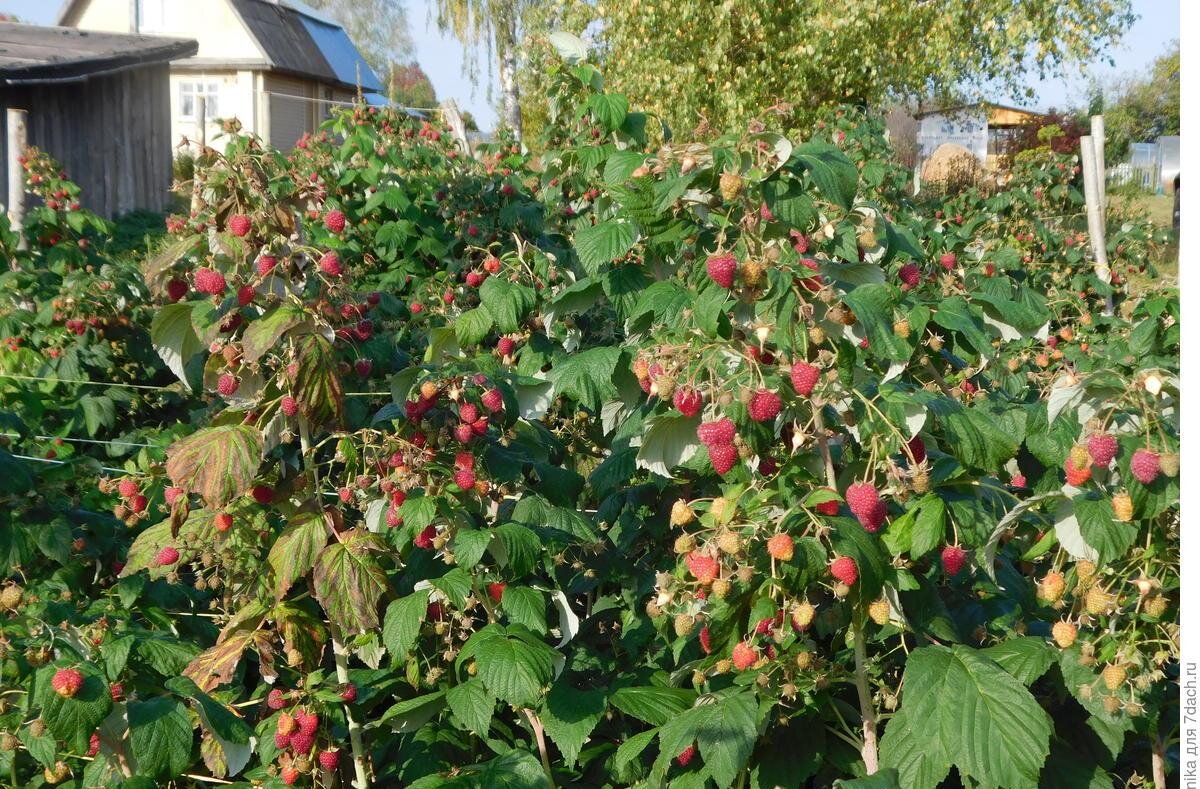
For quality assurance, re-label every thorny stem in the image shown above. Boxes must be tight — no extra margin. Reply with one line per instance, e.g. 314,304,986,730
523,709,557,788
853,622,880,775
300,418,370,788
811,401,837,489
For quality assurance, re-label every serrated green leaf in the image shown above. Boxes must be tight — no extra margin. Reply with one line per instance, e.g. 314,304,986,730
129,697,193,777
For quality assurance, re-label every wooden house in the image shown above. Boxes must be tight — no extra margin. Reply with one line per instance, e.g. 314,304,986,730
57,0,384,151
1,22,197,218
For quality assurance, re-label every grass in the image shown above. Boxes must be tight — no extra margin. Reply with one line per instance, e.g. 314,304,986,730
1108,191,1178,292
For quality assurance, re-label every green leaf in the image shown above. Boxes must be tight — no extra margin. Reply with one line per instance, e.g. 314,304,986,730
657,690,758,788
480,277,536,333
547,346,623,412
474,631,558,707
610,686,695,726
36,663,113,752
1074,494,1137,565
980,637,1056,685
446,678,494,735
453,528,492,568
791,141,858,209
151,302,203,389
378,691,447,733
382,590,428,662
575,219,639,275
540,681,606,767
165,424,263,508
267,509,329,599
909,495,946,560
932,296,993,359
461,749,552,789
880,645,1052,789
588,92,629,132
834,771,901,788
312,530,389,634
455,304,495,347
241,303,308,363
841,284,911,362
501,586,547,636
135,636,201,677
635,413,701,477
129,697,193,777
827,516,889,600
614,728,659,773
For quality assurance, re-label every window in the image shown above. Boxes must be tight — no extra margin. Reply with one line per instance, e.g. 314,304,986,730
179,82,221,120
137,0,167,32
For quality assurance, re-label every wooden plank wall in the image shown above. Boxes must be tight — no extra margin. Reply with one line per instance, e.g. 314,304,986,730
1,62,175,219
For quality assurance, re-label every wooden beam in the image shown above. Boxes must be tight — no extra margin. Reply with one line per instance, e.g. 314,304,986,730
5,107,27,250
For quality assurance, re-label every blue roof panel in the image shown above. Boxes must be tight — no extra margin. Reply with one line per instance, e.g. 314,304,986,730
299,17,383,93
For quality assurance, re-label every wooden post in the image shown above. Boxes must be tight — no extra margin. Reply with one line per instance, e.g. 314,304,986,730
1090,115,1106,224
1080,135,1113,315
439,99,471,157
195,95,207,150
6,108,28,250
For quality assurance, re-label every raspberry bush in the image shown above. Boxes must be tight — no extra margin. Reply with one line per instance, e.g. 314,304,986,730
0,50,1178,788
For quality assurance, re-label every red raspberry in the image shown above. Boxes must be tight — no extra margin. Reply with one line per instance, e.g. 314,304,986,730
281,766,300,785
790,362,820,396
732,641,758,670
51,667,84,698
117,478,139,498
939,252,956,270
256,255,278,276
1130,448,1160,484
855,500,886,533
319,748,341,771
676,743,698,767
227,214,251,237
267,688,286,710
214,512,234,532
318,251,343,277
706,253,738,288
1010,474,1027,489
385,506,402,528
481,388,504,412
698,625,713,654
454,468,476,490
465,270,485,287
109,682,124,701
906,436,926,464
251,485,273,505
354,358,373,377
941,545,967,576
236,285,255,307
708,443,739,475
814,491,841,516
128,494,148,513
766,533,794,561
487,582,506,603
324,209,346,233
340,683,357,702
685,551,720,584
289,732,315,754
217,374,239,397
696,418,736,447
1086,433,1118,466
484,256,502,273
87,731,100,756
297,711,319,736
496,336,516,356
1064,458,1092,486
898,262,920,289
830,556,858,585
155,546,180,566
673,387,703,417
274,731,291,749
454,423,474,444
455,451,476,470
281,396,299,417
460,403,480,423
797,257,822,291
747,389,782,422
166,278,188,301
845,482,880,517
754,616,774,635
414,525,436,549
194,267,227,295
164,486,185,505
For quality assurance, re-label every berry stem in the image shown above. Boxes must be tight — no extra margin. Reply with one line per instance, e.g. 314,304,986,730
852,622,880,775
811,401,837,489
523,709,557,789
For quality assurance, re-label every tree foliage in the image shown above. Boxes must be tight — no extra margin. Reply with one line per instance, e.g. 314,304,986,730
306,0,414,79
1100,41,1180,159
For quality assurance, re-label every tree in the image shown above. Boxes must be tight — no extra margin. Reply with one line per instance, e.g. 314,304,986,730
432,0,533,139
1101,41,1180,159
388,62,438,109
518,0,1135,136
307,0,415,81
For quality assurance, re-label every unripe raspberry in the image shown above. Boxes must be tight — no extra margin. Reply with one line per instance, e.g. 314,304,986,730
1051,621,1077,648
214,512,234,532
1085,586,1114,615
795,649,814,670
1068,444,1091,470
716,530,741,556
830,556,858,586
732,641,758,670
277,712,297,735
1101,663,1127,691
1144,594,1169,618
868,598,890,625
0,584,23,610
1038,571,1066,603
51,667,84,698
281,766,300,785
1075,560,1097,583
1111,492,1133,522
711,578,732,598
673,532,696,554
1159,452,1179,477
939,252,956,269
670,500,696,527
766,533,794,561
893,318,911,339
1064,458,1092,486
791,601,815,630
673,613,695,637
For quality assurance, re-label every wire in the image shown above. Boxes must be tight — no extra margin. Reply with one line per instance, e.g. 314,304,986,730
1,373,180,392
1,432,158,449
9,453,131,475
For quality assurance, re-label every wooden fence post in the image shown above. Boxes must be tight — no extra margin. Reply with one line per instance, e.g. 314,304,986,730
1091,115,1106,224
6,107,28,250
439,99,472,158
196,95,207,149
1080,134,1113,315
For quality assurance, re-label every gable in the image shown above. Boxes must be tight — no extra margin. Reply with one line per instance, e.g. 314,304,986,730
62,0,265,61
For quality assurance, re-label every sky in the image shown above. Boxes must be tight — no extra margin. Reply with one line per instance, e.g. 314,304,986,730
1,0,1178,131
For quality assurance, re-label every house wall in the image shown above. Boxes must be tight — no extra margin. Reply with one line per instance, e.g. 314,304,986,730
72,0,262,60
168,69,258,149
1,63,175,218
261,74,356,150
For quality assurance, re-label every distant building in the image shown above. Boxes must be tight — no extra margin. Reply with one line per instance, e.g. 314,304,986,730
57,0,382,151
1,22,197,217
913,103,1045,192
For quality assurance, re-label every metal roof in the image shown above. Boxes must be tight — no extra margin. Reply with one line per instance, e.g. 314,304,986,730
0,22,197,84
914,102,1044,120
